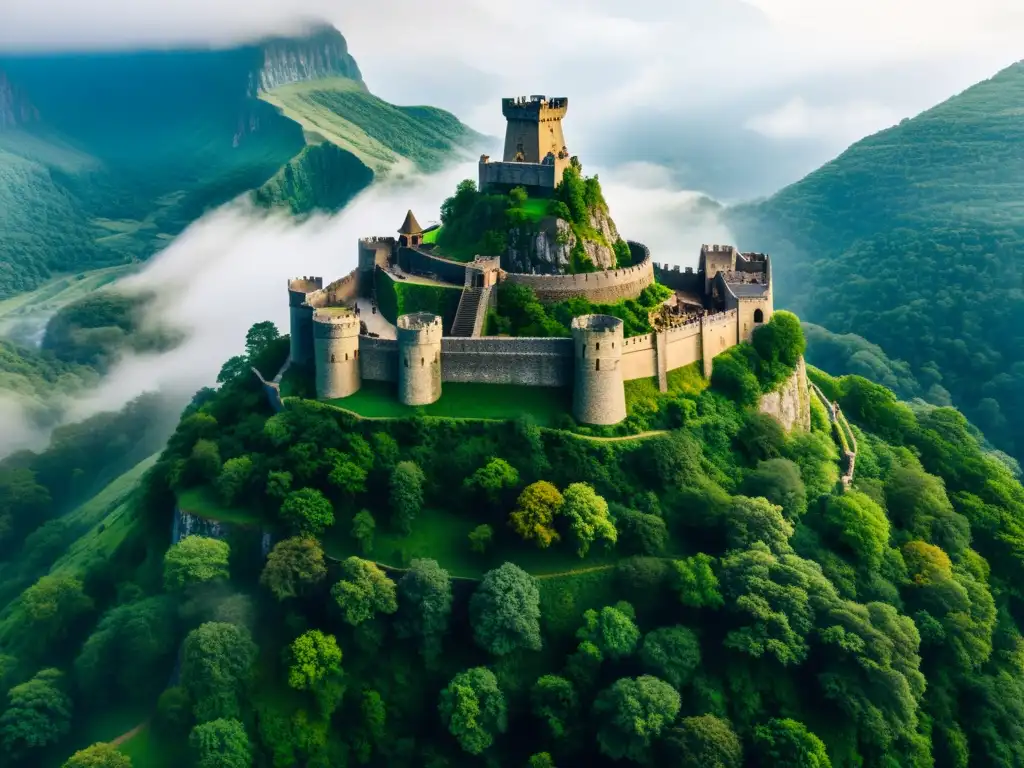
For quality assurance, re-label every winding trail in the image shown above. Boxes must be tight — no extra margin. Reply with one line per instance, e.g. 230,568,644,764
111,720,149,747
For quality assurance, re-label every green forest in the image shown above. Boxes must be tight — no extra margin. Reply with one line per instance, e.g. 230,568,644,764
731,61,1024,464
1,309,1023,767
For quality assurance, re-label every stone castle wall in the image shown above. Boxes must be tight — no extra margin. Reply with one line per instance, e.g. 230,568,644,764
652,263,703,295
397,247,469,286
441,337,573,386
306,270,361,309
359,336,398,382
503,241,653,304
479,160,557,193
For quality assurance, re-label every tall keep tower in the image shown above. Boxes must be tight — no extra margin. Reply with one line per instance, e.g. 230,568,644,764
571,315,627,425
396,312,443,406
479,95,570,195
313,309,361,400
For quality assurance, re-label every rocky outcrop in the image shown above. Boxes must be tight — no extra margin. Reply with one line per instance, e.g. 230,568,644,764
505,208,620,274
0,72,40,130
759,356,811,432
172,505,274,557
253,25,363,94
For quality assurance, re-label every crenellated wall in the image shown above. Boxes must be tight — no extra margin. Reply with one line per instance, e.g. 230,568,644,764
503,241,653,304
397,247,469,286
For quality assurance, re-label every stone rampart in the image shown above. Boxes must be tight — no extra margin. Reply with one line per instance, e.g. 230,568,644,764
653,263,702,295
397,247,469,286
479,160,557,192
441,337,573,386
306,269,361,309
359,336,398,382
503,240,653,304
621,333,657,381
665,319,702,372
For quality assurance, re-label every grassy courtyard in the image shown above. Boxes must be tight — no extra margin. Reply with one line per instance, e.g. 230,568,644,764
326,380,570,424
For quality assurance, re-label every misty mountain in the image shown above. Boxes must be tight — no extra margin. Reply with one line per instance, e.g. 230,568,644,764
730,61,1024,460
0,24,478,300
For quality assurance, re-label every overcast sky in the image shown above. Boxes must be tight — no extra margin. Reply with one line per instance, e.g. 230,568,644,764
3,0,1020,197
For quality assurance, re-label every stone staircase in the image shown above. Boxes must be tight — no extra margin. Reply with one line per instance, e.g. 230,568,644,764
450,286,489,337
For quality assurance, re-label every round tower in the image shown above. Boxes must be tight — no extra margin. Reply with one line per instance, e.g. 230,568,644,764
571,314,626,425
287,277,322,365
396,312,443,406
313,308,362,400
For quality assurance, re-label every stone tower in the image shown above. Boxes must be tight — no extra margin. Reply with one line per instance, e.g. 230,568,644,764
396,312,443,406
502,96,569,169
398,210,424,248
287,277,323,365
571,314,627,425
313,309,361,400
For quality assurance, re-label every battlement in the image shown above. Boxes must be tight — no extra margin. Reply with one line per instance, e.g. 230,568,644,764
397,312,444,344
502,95,568,122
312,308,360,332
288,276,323,295
359,236,396,247
701,244,735,255
572,314,623,334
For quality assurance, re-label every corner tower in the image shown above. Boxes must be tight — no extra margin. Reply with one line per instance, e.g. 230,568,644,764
396,312,443,406
571,314,626,425
287,277,323,365
313,309,361,400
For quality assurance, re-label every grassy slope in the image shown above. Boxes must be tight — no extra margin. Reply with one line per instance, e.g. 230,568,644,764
260,77,480,175
0,455,156,650
731,61,1024,458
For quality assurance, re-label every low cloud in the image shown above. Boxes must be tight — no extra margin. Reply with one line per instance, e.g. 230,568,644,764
744,97,904,142
0,157,734,461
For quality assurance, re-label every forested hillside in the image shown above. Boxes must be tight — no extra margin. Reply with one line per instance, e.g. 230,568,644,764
0,25,479,300
731,61,1024,462
2,313,1024,766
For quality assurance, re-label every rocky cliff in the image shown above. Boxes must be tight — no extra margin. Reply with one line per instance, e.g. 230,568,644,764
253,25,364,94
759,356,812,432
0,72,39,130
505,207,620,274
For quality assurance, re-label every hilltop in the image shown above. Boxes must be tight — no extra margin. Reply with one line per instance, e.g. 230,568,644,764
730,61,1024,462
0,24,480,300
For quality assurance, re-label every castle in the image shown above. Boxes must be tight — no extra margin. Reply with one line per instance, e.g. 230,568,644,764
287,97,774,426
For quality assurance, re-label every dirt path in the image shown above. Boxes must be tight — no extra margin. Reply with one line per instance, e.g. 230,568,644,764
534,564,617,579
111,720,149,746
573,430,668,442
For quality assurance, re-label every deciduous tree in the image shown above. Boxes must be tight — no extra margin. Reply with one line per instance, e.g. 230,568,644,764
0,668,72,759
396,559,453,661
661,714,743,767
331,557,397,626
280,488,334,536
350,510,375,555
62,742,131,768
531,675,578,739
576,603,640,661
742,458,808,520
753,718,831,767
561,482,616,557
470,563,542,655
217,456,254,505
260,537,327,601
287,630,344,716
22,574,93,644
189,718,252,768
593,675,680,763
509,481,563,548
180,622,257,721
464,458,519,505
639,626,701,689
389,461,425,534
164,536,230,591
438,667,507,755
468,524,493,554
673,553,724,609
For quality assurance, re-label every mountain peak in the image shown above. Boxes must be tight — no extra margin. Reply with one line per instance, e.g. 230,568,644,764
253,23,363,93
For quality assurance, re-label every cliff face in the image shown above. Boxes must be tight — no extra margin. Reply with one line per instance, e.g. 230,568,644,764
0,72,39,130
759,356,812,432
253,25,363,94
505,207,620,274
